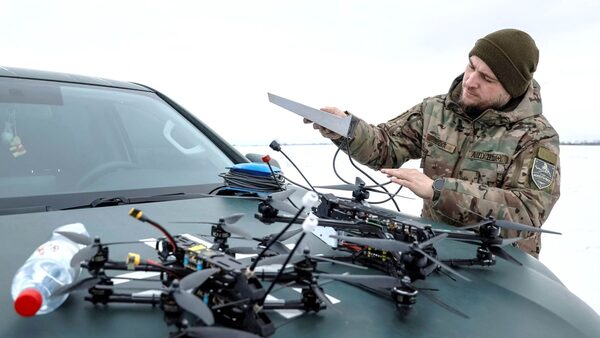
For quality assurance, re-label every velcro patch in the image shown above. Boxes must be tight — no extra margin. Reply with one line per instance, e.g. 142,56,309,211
537,147,558,165
531,157,555,189
426,133,456,153
468,151,509,164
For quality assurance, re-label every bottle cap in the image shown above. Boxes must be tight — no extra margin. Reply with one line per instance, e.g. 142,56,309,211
14,288,42,317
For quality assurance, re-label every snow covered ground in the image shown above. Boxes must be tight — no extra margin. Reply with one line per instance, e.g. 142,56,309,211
236,144,600,315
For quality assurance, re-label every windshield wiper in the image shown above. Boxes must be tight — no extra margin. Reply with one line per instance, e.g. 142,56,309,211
60,192,209,210
0,205,56,216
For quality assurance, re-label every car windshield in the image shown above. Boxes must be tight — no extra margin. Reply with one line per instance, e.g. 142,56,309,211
0,77,234,208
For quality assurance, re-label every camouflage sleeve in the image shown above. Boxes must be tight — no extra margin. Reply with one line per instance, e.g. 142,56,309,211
332,103,424,170
430,134,561,257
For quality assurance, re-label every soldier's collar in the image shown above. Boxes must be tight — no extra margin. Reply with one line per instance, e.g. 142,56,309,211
445,75,542,126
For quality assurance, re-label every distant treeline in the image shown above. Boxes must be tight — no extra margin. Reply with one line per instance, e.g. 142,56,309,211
561,141,600,145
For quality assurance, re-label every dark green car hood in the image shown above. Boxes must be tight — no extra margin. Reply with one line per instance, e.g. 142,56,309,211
1,196,599,338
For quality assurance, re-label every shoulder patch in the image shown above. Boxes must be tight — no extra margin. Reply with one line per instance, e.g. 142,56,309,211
537,147,558,165
531,157,556,189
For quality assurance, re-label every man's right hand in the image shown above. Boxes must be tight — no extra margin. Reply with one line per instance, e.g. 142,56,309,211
303,106,347,140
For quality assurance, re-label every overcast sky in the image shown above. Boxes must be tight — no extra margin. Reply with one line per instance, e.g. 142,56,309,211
1,0,599,145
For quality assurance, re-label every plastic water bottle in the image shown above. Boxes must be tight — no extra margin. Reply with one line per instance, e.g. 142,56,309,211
11,222,89,316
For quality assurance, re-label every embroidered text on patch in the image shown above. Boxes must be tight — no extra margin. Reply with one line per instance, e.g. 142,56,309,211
426,134,456,153
531,157,555,189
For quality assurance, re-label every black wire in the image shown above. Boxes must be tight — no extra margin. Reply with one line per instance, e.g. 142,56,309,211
129,209,179,253
208,185,227,195
332,141,352,185
369,185,403,205
281,174,313,192
287,197,300,210
259,232,306,305
249,206,306,272
342,138,401,210
219,170,285,193
334,138,402,211
279,149,317,192
266,161,284,191
137,218,177,254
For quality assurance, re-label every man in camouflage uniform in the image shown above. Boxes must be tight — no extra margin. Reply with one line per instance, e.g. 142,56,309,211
306,29,560,258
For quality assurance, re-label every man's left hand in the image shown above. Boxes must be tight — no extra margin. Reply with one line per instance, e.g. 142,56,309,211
381,168,434,200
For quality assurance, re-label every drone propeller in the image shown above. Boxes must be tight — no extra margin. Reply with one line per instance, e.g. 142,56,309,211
316,177,370,191
179,268,220,291
260,227,303,243
57,231,159,268
56,231,93,246
454,235,523,247
178,326,261,338
52,276,101,298
172,213,253,240
229,227,303,256
263,190,301,215
460,217,561,234
172,287,214,326
316,177,412,200
255,251,367,270
212,190,300,215
168,269,222,326
70,244,100,268
318,273,399,289
318,272,469,318
453,237,524,266
332,234,470,282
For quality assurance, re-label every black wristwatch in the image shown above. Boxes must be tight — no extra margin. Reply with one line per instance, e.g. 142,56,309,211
432,178,445,201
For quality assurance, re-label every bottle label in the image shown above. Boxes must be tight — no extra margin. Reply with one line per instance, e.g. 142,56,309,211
31,240,78,260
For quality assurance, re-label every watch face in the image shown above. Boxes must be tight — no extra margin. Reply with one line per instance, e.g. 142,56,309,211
434,178,445,191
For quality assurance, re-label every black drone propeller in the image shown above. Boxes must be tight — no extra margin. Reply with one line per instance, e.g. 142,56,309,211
254,241,357,309
445,216,561,266
331,233,470,282
318,273,399,289
172,213,252,240
254,248,367,271
316,177,372,191
57,231,158,268
438,228,526,266
53,276,102,298
228,227,303,256
460,217,562,235
53,261,219,327
316,177,412,199
317,273,468,318
171,268,220,325
212,190,300,215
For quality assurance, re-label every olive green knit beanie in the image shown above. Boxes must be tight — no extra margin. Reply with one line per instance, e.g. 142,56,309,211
469,29,539,98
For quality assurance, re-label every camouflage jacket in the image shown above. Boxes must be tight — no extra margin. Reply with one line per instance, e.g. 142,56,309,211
335,76,560,257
